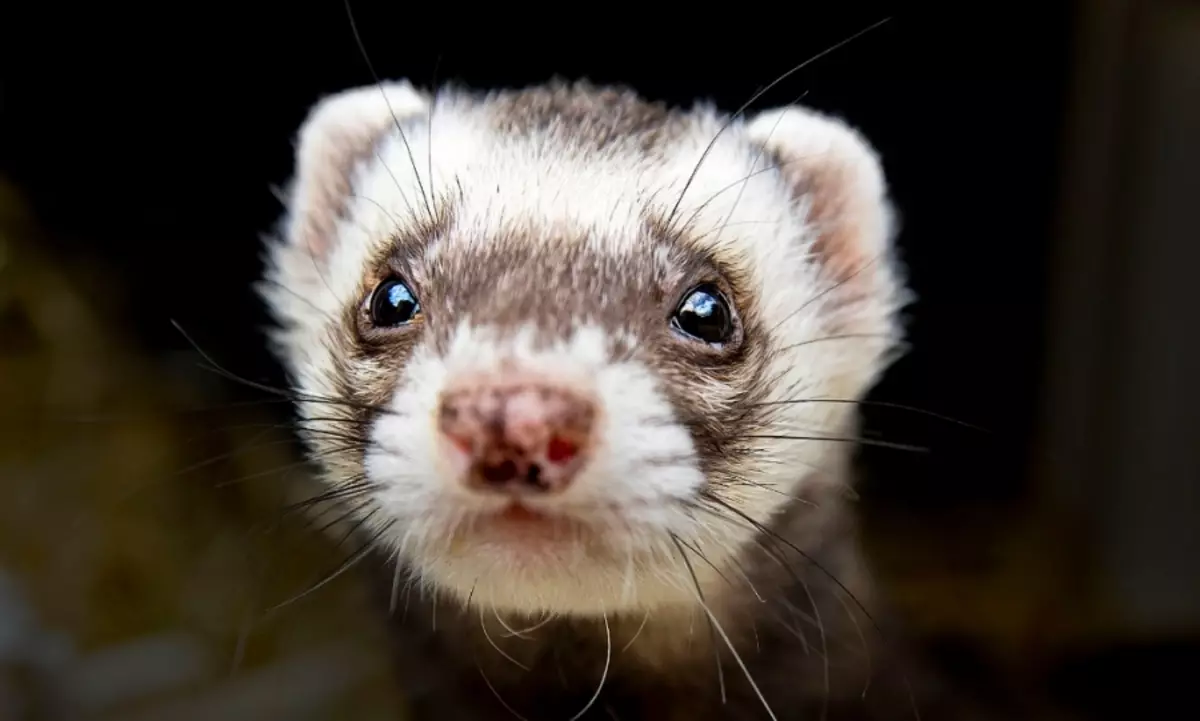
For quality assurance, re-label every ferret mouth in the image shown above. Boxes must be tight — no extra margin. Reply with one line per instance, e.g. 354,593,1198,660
471,501,585,540
494,503,548,523
426,491,664,562
447,499,639,554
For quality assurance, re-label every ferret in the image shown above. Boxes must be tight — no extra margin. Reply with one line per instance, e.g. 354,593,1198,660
260,79,984,720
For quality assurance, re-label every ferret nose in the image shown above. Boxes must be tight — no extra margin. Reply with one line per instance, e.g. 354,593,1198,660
438,382,597,495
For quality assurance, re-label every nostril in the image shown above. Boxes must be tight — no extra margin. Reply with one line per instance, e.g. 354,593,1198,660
525,464,545,488
480,459,519,485
546,436,579,464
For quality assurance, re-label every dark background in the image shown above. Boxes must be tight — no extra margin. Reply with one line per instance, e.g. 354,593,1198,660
4,1,1197,719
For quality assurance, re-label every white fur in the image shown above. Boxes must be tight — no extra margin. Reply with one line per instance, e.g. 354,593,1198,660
263,81,906,617
366,323,712,614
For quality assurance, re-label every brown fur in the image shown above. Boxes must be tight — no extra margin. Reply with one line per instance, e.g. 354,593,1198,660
482,80,690,154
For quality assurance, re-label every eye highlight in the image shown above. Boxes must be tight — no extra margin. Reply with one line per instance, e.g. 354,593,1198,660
671,284,735,346
369,278,422,327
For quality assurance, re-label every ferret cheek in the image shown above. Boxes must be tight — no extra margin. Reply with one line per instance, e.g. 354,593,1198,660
364,408,443,496
431,433,474,488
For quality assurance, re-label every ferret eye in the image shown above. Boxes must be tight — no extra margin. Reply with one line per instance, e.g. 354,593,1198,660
369,278,422,327
671,284,734,345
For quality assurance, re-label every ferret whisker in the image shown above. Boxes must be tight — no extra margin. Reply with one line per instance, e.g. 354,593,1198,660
798,569,831,721
721,477,820,506
341,0,433,222
277,481,376,519
401,573,418,624
708,88,810,253
222,451,355,491
211,445,361,489
775,332,902,357
741,350,856,428
693,491,908,708
290,430,369,450
753,397,988,432
258,277,339,326
389,546,404,614
676,538,785,717
172,319,397,417
673,534,736,591
491,605,528,639
768,420,888,442
307,500,376,543
770,589,814,655
620,610,651,654
688,218,785,244
687,530,770,645
259,518,393,621
495,607,554,639
765,253,887,339
43,397,301,426
432,586,443,632
692,506,831,678
680,147,814,237
289,426,369,448
349,192,412,235
221,480,372,571
389,537,420,623
427,54,441,227
743,432,927,453
293,393,396,416
477,662,531,721
669,533,727,704
479,604,530,671
280,480,378,516
291,414,374,429
724,553,768,604
135,425,283,489
832,585,874,698
462,575,479,610
192,418,360,444
290,439,367,461
566,603,611,721
755,589,817,656
664,16,892,236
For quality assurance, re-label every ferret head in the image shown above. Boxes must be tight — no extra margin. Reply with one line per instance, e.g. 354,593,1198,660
261,80,907,618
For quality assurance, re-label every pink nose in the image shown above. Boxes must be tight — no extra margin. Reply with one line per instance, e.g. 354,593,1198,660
438,381,597,495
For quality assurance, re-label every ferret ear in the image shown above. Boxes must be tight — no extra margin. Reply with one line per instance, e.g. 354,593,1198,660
744,106,896,290
284,80,429,259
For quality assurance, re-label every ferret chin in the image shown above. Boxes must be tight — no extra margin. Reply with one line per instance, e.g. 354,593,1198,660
258,80,976,720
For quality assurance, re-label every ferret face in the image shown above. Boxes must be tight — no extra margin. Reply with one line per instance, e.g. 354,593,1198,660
262,81,907,617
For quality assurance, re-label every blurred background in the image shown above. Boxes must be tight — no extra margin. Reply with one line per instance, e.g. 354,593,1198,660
1,1,1197,719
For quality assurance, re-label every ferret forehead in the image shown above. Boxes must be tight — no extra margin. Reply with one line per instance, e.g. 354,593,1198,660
479,82,688,148
354,84,798,257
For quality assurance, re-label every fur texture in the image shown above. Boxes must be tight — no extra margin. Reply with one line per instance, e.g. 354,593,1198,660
258,79,959,720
